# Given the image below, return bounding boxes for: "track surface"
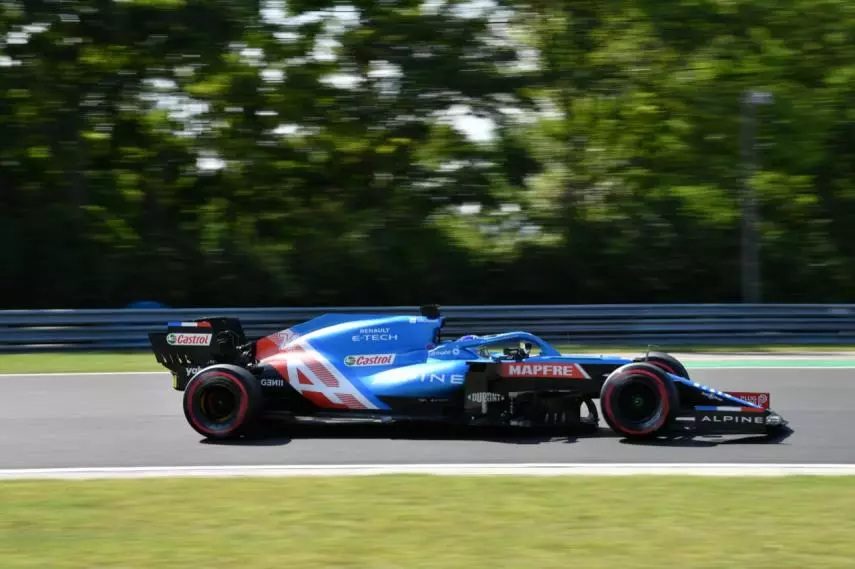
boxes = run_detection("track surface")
[1,369,852,469]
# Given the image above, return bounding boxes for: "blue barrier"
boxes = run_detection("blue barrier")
[2,304,855,352]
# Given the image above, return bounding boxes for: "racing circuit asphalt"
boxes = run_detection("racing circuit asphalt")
[1,368,853,469]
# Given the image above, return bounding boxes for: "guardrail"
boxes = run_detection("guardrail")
[2,304,855,352]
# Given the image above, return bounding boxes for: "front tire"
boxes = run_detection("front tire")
[600,363,679,439]
[635,351,690,379]
[183,365,263,439]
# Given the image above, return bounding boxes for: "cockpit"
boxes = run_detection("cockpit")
[457,335,537,361]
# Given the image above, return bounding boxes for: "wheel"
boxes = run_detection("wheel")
[182,365,263,439]
[599,363,679,439]
[635,351,690,379]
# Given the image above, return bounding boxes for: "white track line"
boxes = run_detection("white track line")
[1,463,855,480]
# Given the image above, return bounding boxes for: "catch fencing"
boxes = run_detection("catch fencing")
[2,304,855,352]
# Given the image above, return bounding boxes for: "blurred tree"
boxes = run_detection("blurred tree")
[4,0,855,308]
[488,0,855,302]
[185,0,531,305]
[0,0,528,307]
[0,0,265,307]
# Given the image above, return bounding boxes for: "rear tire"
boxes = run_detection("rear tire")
[183,365,263,439]
[600,363,678,439]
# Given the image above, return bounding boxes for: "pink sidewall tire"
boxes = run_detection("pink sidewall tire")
[635,351,690,379]
[600,363,679,439]
[182,365,263,440]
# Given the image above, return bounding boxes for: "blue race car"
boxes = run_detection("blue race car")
[148,305,788,440]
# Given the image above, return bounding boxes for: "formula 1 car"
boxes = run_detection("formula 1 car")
[148,305,788,440]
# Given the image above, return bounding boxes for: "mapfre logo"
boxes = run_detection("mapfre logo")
[344,354,396,367]
[499,362,589,379]
[167,333,212,346]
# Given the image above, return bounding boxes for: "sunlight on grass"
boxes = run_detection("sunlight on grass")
[0,476,853,568]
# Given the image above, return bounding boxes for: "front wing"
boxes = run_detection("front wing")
[671,400,788,436]
[460,361,787,436]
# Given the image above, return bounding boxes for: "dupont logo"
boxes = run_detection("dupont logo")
[468,392,504,403]
[344,354,396,367]
[499,362,589,379]
[167,333,212,346]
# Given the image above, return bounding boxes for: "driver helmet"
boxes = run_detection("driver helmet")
[458,334,480,341]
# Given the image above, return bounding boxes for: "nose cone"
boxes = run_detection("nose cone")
[765,411,787,428]
[764,410,793,439]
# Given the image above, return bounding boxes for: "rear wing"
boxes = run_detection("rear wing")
[148,317,249,390]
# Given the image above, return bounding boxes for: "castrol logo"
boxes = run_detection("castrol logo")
[167,333,212,346]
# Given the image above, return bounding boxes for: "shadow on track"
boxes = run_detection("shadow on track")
[200,421,591,447]
[617,425,795,448]
[199,420,794,447]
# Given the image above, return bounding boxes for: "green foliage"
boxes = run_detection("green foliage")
[3,0,855,308]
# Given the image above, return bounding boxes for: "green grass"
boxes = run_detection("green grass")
[2,343,855,374]
[0,351,162,373]
[0,475,853,568]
